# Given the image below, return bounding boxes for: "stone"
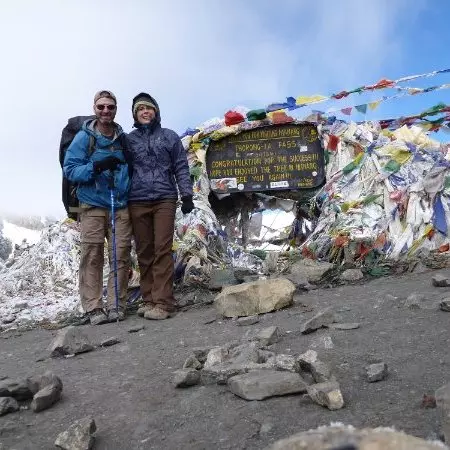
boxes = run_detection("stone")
[0,379,35,401]
[264,424,446,450]
[255,326,281,346]
[310,361,332,383]
[208,268,239,291]
[38,371,62,390]
[366,362,388,382]
[237,315,260,326]
[284,273,309,290]
[229,342,260,365]
[201,364,250,385]
[192,347,212,364]
[100,336,120,347]
[228,370,308,400]
[288,259,334,284]
[127,325,145,333]
[405,293,427,309]
[300,308,336,334]
[340,268,364,282]
[201,361,275,385]
[440,299,450,312]
[259,423,273,435]
[203,347,227,369]
[49,326,94,357]
[0,397,19,416]
[328,322,360,330]
[215,278,295,318]
[435,382,450,443]
[296,352,332,382]
[297,350,318,372]
[183,356,203,370]
[25,376,41,395]
[432,274,450,287]
[55,417,96,450]
[306,381,344,410]
[31,376,63,412]
[173,369,200,388]
[2,315,15,324]
[272,354,300,373]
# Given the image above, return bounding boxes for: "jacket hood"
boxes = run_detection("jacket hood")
[132,92,161,129]
[82,119,124,141]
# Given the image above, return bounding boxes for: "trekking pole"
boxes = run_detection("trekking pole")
[108,172,120,322]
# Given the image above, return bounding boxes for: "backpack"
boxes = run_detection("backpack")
[59,116,96,220]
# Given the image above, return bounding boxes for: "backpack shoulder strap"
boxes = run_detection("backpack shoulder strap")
[119,134,133,178]
[87,135,96,157]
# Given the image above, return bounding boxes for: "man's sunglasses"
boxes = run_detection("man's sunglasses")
[96,104,116,111]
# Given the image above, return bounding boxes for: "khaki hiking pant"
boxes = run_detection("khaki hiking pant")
[79,206,132,313]
[129,201,177,313]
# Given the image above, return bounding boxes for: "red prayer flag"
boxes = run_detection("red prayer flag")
[224,111,245,126]
[328,134,339,151]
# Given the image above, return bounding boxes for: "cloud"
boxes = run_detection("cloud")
[0,0,426,216]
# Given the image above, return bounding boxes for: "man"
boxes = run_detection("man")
[63,90,132,324]
[127,92,194,320]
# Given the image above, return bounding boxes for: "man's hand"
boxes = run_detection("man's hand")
[93,156,122,174]
[181,195,194,214]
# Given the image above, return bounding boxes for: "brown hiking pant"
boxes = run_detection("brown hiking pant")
[129,201,176,313]
[79,207,132,313]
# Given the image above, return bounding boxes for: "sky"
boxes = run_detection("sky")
[2,0,450,217]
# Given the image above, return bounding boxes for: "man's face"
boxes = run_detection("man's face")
[136,105,156,125]
[94,97,117,125]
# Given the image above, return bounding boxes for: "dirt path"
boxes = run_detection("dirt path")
[1,269,450,449]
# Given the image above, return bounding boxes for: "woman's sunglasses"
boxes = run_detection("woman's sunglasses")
[96,104,116,111]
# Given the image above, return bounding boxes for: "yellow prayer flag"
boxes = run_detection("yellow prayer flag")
[295,95,328,105]
[368,101,381,111]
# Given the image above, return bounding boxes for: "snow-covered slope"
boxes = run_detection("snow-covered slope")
[2,220,41,248]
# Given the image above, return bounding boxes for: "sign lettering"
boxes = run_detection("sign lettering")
[206,124,325,193]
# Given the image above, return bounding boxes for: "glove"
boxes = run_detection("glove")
[93,156,122,174]
[181,195,194,214]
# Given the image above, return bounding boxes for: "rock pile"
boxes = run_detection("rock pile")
[173,325,345,410]
[0,371,63,416]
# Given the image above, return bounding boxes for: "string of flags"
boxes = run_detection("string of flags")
[267,67,450,112]
[324,83,450,116]
[180,67,450,139]
[375,103,450,131]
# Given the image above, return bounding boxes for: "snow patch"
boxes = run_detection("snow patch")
[2,220,41,247]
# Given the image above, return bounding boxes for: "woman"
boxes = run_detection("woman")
[127,92,194,320]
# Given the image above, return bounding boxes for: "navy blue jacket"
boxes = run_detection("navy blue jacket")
[127,95,193,202]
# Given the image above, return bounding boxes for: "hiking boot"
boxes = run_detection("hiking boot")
[108,309,126,322]
[137,304,153,317]
[89,309,108,325]
[143,306,175,320]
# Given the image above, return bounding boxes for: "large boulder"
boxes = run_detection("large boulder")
[215,278,295,317]
[265,424,447,450]
[49,326,94,357]
[228,370,307,401]
[287,259,334,284]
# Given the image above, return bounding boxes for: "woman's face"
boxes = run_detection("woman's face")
[136,105,156,125]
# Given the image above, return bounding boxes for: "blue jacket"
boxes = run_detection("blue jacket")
[127,95,193,202]
[63,119,130,209]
